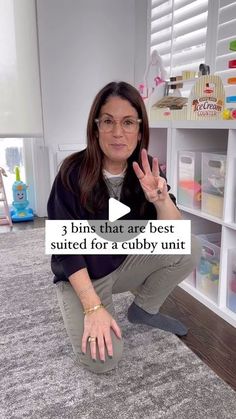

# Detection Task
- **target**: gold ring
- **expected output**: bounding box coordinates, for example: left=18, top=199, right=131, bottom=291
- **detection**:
left=88, top=336, right=97, bottom=343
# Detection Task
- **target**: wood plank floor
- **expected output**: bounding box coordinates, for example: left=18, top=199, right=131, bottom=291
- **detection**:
left=161, top=287, right=236, bottom=391
left=1, top=217, right=236, bottom=392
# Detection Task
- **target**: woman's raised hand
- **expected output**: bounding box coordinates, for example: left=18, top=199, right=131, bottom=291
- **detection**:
left=81, top=307, right=122, bottom=362
left=133, top=148, right=168, bottom=203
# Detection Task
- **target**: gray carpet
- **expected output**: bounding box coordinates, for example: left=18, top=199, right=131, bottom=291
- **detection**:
left=0, top=228, right=235, bottom=419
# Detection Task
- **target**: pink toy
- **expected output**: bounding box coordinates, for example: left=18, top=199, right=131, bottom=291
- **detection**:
left=179, top=180, right=201, bottom=201
left=231, top=109, right=236, bottom=119
left=138, top=83, right=148, bottom=99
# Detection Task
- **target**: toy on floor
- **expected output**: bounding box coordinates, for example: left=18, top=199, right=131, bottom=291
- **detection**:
left=10, top=166, right=34, bottom=222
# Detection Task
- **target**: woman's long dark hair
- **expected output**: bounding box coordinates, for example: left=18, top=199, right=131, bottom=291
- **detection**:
left=60, top=81, right=149, bottom=214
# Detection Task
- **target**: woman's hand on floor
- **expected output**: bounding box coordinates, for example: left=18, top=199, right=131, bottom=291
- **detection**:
left=81, top=307, right=122, bottom=362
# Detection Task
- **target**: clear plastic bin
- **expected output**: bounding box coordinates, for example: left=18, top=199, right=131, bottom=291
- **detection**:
left=196, top=233, right=221, bottom=303
left=227, top=249, right=236, bottom=313
left=185, top=270, right=196, bottom=287
left=201, top=153, right=226, bottom=218
left=177, top=151, right=201, bottom=209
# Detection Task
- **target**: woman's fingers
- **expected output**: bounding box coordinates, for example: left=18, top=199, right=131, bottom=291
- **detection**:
left=111, top=318, right=122, bottom=339
left=83, top=332, right=106, bottom=362
left=89, top=338, right=97, bottom=361
left=141, top=148, right=152, bottom=174
left=97, top=335, right=106, bottom=362
left=103, top=331, right=114, bottom=359
left=132, top=149, right=151, bottom=179
left=132, top=161, right=144, bottom=180
left=82, top=312, right=122, bottom=362
left=152, top=157, right=160, bottom=178
left=81, top=330, right=89, bottom=355
left=133, top=150, right=160, bottom=181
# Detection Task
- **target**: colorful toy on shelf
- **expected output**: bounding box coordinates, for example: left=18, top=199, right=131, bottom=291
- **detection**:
left=150, top=75, right=225, bottom=121
left=222, top=108, right=236, bottom=119
left=10, top=166, right=34, bottom=222
left=199, top=250, right=220, bottom=283
left=196, top=233, right=221, bottom=303
left=232, top=109, right=236, bottom=119
left=227, top=77, right=236, bottom=84
left=222, top=40, right=236, bottom=121
left=227, top=251, right=236, bottom=313
left=138, top=83, right=147, bottom=99
left=228, top=59, right=236, bottom=68
left=177, top=151, right=202, bottom=209
left=197, top=254, right=219, bottom=298
left=211, top=261, right=220, bottom=281
left=199, top=255, right=211, bottom=276
left=222, top=109, right=231, bottom=119
left=229, top=40, right=236, bottom=51
left=178, top=180, right=201, bottom=205
left=226, top=96, right=236, bottom=104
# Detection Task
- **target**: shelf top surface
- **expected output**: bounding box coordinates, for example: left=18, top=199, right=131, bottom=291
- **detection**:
left=149, top=120, right=236, bottom=130
left=179, top=205, right=236, bottom=230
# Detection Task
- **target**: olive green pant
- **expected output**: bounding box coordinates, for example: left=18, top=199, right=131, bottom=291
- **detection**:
left=56, top=235, right=201, bottom=374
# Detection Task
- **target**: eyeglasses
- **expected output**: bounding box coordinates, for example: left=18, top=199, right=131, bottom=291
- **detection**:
left=95, top=116, right=142, bottom=134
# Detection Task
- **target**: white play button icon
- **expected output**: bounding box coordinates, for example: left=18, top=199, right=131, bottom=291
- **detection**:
left=108, top=198, right=131, bottom=222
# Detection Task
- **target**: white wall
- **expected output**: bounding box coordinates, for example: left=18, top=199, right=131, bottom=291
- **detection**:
left=0, top=0, right=43, bottom=136
left=134, top=0, right=148, bottom=88
left=35, top=0, right=148, bottom=215
left=37, top=0, right=148, bottom=146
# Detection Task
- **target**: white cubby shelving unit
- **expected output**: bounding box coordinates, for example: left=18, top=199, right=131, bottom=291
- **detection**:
left=149, top=120, right=236, bottom=328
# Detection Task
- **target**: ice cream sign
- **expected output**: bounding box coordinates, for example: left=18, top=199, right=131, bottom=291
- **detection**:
left=192, top=94, right=223, bottom=117
left=189, top=75, right=225, bottom=120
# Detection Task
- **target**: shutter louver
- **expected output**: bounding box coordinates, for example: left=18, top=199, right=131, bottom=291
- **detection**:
left=150, top=0, right=208, bottom=78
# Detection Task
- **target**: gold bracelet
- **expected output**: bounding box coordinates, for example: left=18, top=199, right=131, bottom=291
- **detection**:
left=83, top=303, right=104, bottom=315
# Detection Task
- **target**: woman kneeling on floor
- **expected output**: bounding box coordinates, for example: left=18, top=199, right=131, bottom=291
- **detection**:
left=47, top=81, right=201, bottom=373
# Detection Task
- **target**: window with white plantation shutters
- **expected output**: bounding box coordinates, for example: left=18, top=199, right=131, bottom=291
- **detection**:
left=215, top=0, right=236, bottom=98
left=150, top=0, right=209, bottom=78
